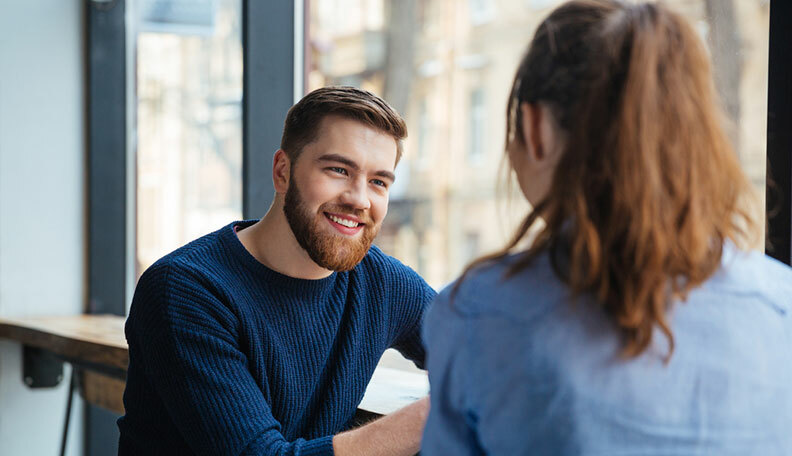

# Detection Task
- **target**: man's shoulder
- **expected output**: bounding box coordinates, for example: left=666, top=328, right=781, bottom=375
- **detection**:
left=360, top=244, right=399, bottom=266
left=143, top=223, right=235, bottom=279
left=354, top=245, right=436, bottom=300
left=132, top=223, right=244, bottom=311
left=130, top=225, right=244, bottom=329
left=358, top=245, right=420, bottom=281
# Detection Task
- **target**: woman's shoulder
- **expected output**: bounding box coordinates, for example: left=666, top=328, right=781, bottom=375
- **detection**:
left=432, top=250, right=568, bottom=322
left=709, top=243, right=792, bottom=314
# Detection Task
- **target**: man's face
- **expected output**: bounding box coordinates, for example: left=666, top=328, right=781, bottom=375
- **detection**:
left=283, top=115, right=397, bottom=271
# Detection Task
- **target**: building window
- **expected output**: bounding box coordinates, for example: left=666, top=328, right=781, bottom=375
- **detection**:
left=463, top=232, right=481, bottom=266
left=417, top=98, right=431, bottom=165
left=469, top=87, right=485, bottom=163
left=469, top=0, right=496, bottom=25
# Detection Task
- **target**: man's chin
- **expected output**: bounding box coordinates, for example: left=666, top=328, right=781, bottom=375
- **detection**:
left=310, top=239, right=373, bottom=272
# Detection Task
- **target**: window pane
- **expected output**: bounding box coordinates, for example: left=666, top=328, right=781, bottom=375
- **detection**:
left=699, top=0, right=769, bottom=245
left=136, top=0, right=243, bottom=277
left=469, top=87, right=485, bottom=162
left=308, top=0, right=769, bottom=291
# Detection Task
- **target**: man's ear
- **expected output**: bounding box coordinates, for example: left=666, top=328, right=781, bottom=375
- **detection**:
left=272, top=149, right=291, bottom=194
left=519, top=102, right=545, bottom=162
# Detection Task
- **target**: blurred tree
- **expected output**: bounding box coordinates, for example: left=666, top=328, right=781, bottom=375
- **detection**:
left=705, top=0, right=742, bottom=152
left=383, top=0, right=417, bottom=115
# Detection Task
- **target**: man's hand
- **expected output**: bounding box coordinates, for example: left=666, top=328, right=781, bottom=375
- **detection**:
left=332, top=396, right=430, bottom=456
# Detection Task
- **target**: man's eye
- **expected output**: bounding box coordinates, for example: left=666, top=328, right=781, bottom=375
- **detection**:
left=371, top=179, right=387, bottom=188
left=328, top=167, right=348, bottom=175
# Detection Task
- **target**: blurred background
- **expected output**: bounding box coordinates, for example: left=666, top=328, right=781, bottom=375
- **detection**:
left=136, top=0, right=770, bottom=289
left=0, top=0, right=786, bottom=455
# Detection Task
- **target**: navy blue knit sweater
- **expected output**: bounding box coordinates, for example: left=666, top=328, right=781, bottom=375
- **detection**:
left=117, top=220, right=436, bottom=455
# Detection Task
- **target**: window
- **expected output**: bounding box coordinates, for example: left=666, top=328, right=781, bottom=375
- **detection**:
left=417, top=98, right=431, bottom=166
left=697, top=0, right=769, bottom=246
left=463, top=232, right=481, bottom=265
left=136, top=0, right=243, bottom=276
left=469, top=0, right=496, bottom=25
left=468, top=87, right=485, bottom=162
left=309, top=0, right=770, bottom=290
left=527, top=0, right=563, bottom=10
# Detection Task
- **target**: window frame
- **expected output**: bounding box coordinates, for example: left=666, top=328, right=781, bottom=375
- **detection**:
left=85, top=0, right=302, bottom=452
left=86, top=0, right=130, bottom=453
left=765, top=0, right=792, bottom=265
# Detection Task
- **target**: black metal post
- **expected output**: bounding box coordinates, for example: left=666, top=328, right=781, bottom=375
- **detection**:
left=766, top=0, right=792, bottom=264
left=86, top=0, right=128, bottom=454
left=242, top=0, right=298, bottom=219
left=60, top=368, right=77, bottom=456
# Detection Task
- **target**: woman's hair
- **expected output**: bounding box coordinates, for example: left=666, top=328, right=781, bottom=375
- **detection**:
left=460, top=0, right=758, bottom=360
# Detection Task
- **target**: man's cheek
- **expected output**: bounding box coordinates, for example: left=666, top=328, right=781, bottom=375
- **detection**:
left=375, top=201, right=388, bottom=223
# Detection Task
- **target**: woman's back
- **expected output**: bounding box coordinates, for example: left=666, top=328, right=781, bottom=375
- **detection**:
left=423, top=246, right=792, bottom=455
left=421, top=1, right=791, bottom=453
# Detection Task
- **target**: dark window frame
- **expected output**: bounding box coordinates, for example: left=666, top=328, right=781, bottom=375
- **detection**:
left=85, top=0, right=298, bottom=452
left=766, top=0, right=792, bottom=265
left=242, top=0, right=300, bottom=219
left=86, top=0, right=128, bottom=454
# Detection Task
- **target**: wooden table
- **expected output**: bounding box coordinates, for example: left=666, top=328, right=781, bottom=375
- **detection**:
left=0, top=315, right=429, bottom=416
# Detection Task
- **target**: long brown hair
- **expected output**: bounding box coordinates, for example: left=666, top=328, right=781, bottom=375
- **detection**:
left=460, top=0, right=758, bottom=360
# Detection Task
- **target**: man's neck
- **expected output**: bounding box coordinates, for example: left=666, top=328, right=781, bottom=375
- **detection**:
left=237, top=204, right=334, bottom=280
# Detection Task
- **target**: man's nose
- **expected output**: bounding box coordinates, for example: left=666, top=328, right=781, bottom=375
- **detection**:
left=340, top=178, right=371, bottom=211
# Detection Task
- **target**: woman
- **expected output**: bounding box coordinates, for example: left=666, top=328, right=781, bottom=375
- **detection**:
left=421, top=1, right=792, bottom=455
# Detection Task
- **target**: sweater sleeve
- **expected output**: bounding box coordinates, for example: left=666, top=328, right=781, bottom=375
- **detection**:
left=127, top=262, right=335, bottom=456
left=389, top=265, right=437, bottom=370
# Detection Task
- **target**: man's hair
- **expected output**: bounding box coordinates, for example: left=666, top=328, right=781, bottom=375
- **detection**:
left=280, top=86, right=407, bottom=165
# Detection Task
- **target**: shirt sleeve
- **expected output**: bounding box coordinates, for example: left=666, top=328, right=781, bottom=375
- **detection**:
left=420, top=289, right=485, bottom=456
left=127, top=263, right=335, bottom=456
left=390, top=270, right=437, bottom=370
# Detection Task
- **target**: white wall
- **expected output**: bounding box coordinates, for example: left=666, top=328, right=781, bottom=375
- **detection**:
left=0, top=1, right=86, bottom=455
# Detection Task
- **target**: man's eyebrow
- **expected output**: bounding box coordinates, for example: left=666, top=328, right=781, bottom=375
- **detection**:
left=374, top=170, right=396, bottom=183
left=317, top=153, right=396, bottom=183
left=317, top=153, right=359, bottom=171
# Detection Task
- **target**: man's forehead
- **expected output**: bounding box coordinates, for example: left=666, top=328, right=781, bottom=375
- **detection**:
left=307, top=115, right=398, bottom=170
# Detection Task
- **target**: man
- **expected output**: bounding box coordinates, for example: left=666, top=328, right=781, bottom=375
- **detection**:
left=118, top=87, right=436, bottom=455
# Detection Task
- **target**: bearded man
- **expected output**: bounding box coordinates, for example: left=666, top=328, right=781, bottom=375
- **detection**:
left=118, top=87, right=436, bottom=456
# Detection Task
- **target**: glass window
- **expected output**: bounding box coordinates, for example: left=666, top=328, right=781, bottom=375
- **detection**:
left=308, top=0, right=769, bottom=369
left=135, top=0, right=243, bottom=277
left=700, top=0, right=769, bottom=245
left=309, top=0, right=769, bottom=283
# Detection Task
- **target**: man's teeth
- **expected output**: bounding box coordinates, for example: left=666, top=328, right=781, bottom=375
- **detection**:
left=328, top=214, right=360, bottom=228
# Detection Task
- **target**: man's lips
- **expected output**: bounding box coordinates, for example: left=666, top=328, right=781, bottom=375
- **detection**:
left=324, top=211, right=364, bottom=225
left=324, top=212, right=365, bottom=235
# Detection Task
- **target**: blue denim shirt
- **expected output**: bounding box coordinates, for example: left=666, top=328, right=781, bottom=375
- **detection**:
left=422, top=245, right=792, bottom=455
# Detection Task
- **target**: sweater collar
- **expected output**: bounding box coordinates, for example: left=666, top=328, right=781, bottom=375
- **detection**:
left=220, top=220, right=341, bottom=298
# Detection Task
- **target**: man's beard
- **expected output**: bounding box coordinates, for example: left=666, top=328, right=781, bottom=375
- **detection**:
left=283, top=179, right=379, bottom=272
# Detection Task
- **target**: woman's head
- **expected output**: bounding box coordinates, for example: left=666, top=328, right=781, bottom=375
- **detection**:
left=482, top=0, right=757, bottom=359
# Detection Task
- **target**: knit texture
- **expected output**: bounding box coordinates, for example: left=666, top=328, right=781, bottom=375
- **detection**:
left=117, top=220, right=435, bottom=455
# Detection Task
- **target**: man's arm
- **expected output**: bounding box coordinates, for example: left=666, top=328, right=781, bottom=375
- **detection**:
left=332, top=397, right=430, bottom=456
left=127, top=263, right=335, bottom=456
left=390, top=271, right=438, bottom=369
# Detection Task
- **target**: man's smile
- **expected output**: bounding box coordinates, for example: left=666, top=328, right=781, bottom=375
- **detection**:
left=324, top=211, right=365, bottom=235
